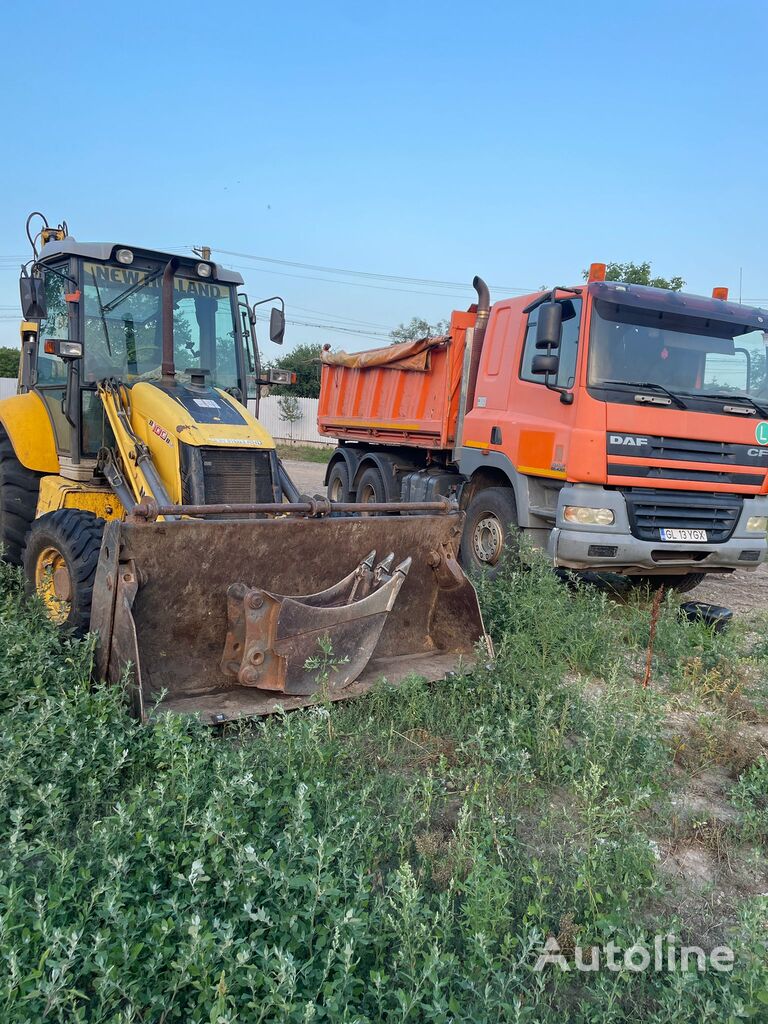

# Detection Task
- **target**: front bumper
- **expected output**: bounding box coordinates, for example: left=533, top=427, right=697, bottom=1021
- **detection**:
left=547, top=484, right=768, bottom=574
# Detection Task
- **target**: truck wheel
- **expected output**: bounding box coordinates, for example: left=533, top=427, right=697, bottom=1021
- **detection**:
left=460, top=486, right=518, bottom=577
left=327, top=461, right=350, bottom=503
left=356, top=466, right=387, bottom=513
left=0, top=430, right=41, bottom=566
left=629, top=572, right=707, bottom=595
left=23, top=509, right=105, bottom=635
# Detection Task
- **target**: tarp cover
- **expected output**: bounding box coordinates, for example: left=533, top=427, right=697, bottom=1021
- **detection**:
left=321, top=335, right=449, bottom=372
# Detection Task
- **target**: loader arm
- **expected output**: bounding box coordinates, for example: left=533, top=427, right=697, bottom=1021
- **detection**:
left=97, top=380, right=176, bottom=516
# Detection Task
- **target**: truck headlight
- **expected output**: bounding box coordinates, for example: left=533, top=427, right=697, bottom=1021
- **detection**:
left=196, top=261, right=213, bottom=278
left=746, top=515, right=768, bottom=532
left=563, top=506, right=615, bottom=526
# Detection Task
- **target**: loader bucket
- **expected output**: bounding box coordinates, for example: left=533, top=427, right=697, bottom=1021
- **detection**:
left=90, top=511, right=489, bottom=721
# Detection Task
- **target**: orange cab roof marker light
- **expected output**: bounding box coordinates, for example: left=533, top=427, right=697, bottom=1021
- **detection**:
left=712, top=286, right=729, bottom=300
left=588, top=262, right=606, bottom=283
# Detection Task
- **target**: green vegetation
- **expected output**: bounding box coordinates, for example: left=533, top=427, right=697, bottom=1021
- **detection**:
left=0, top=554, right=766, bottom=1022
left=276, top=443, right=332, bottom=464
left=266, top=342, right=324, bottom=398
left=390, top=317, right=450, bottom=345
left=0, top=346, right=20, bottom=378
left=581, top=261, right=685, bottom=291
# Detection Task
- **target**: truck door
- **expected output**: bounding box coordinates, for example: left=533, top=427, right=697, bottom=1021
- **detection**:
left=513, top=297, right=582, bottom=479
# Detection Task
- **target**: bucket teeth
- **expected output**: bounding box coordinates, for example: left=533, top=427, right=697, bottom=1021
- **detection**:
left=374, top=553, right=395, bottom=584
left=394, top=556, right=412, bottom=577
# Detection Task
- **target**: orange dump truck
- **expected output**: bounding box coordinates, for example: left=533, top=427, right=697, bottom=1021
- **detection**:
left=318, top=271, right=768, bottom=589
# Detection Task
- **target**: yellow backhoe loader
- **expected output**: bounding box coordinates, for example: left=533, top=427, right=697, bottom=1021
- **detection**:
left=0, top=213, right=487, bottom=721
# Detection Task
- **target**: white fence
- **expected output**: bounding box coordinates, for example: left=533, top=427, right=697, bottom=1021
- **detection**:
left=0, top=380, right=332, bottom=447
left=249, top=396, right=332, bottom=446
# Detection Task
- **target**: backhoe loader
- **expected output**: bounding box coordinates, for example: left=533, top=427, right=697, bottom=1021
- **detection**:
left=0, top=213, right=487, bottom=721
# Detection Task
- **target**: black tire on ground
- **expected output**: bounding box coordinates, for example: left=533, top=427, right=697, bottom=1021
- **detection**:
left=23, top=509, right=105, bottom=635
left=355, top=466, right=387, bottom=513
left=0, top=429, right=41, bottom=566
left=460, top=486, right=519, bottom=578
left=327, top=460, right=351, bottom=503
left=628, top=572, right=707, bottom=595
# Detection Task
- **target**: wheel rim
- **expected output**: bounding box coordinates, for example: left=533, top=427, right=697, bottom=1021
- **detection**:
left=472, top=515, right=504, bottom=565
left=329, top=476, right=344, bottom=502
left=357, top=482, right=379, bottom=517
left=34, top=545, right=72, bottom=624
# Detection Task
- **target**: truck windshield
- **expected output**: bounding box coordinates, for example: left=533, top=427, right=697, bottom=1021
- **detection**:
left=589, top=299, right=768, bottom=401
left=82, top=261, right=239, bottom=389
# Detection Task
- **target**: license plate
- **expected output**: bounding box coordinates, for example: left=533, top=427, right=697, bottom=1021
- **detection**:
left=660, top=528, right=708, bottom=542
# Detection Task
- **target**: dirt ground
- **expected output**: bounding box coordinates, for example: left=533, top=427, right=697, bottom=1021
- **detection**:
left=282, top=459, right=768, bottom=618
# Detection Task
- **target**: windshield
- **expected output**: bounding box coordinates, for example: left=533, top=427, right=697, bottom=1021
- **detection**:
left=82, top=261, right=239, bottom=389
left=589, top=298, right=768, bottom=401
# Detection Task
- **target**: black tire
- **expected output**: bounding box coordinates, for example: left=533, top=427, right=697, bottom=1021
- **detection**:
left=0, top=429, right=41, bottom=566
left=355, top=466, right=387, bottom=514
left=460, top=486, right=519, bottom=577
left=327, top=460, right=351, bottom=503
left=23, top=509, right=105, bottom=635
left=628, top=572, right=707, bottom=595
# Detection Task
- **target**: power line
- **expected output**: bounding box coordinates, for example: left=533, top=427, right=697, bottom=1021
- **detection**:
left=204, top=246, right=535, bottom=294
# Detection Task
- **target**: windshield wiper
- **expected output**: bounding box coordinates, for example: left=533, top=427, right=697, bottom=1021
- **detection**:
left=687, top=391, right=768, bottom=418
left=89, top=268, right=112, bottom=358
left=600, top=380, right=687, bottom=409
left=103, top=266, right=164, bottom=314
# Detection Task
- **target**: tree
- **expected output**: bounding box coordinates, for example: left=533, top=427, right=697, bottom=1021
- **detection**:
left=277, top=395, right=303, bottom=440
left=266, top=342, right=323, bottom=398
left=389, top=317, right=450, bottom=345
left=582, top=261, right=685, bottom=291
left=0, top=347, right=20, bottom=378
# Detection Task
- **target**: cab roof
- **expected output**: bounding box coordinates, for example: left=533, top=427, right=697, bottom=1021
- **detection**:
left=37, top=235, right=244, bottom=286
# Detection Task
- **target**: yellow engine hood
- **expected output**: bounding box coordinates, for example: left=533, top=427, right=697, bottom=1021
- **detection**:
left=130, top=381, right=275, bottom=450
left=127, top=382, right=275, bottom=504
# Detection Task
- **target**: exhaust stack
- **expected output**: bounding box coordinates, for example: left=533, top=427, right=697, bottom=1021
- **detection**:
left=466, top=276, right=490, bottom=410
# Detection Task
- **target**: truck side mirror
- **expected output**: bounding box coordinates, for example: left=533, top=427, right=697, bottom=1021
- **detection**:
left=20, top=275, right=47, bottom=320
left=269, top=306, right=285, bottom=345
left=535, top=301, right=562, bottom=349
left=531, top=353, right=560, bottom=376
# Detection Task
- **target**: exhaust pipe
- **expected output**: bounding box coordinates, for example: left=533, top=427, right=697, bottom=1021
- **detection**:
left=465, top=276, right=490, bottom=411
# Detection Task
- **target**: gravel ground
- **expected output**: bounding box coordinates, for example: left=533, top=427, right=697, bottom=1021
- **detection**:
left=281, top=459, right=768, bottom=617
left=688, top=563, right=768, bottom=617
left=281, top=460, right=326, bottom=496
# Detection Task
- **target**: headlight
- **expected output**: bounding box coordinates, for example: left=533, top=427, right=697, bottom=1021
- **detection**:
left=746, top=515, right=768, bottom=532
left=196, top=262, right=213, bottom=278
left=563, top=506, right=615, bottom=526
left=115, top=248, right=134, bottom=265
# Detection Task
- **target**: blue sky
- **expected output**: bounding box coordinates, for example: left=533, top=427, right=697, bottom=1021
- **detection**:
left=1, top=0, right=766, bottom=353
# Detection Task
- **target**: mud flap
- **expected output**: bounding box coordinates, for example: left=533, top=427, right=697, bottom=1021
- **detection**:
left=90, top=512, right=489, bottom=721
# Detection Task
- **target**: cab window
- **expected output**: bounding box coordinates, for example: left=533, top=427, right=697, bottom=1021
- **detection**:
left=37, top=267, right=69, bottom=384
left=520, top=298, right=582, bottom=388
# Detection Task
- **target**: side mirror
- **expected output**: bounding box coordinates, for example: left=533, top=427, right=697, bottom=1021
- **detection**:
left=531, top=353, right=559, bottom=376
left=269, top=306, right=285, bottom=345
left=20, top=275, right=47, bottom=320
left=535, top=301, right=563, bottom=349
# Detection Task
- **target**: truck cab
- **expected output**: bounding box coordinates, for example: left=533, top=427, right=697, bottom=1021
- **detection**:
left=459, top=276, right=768, bottom=585
left=319, top=271, right=768, bottom=589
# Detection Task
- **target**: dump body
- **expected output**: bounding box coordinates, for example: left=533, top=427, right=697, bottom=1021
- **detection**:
left=318, top=311, right=475, bottom=449
left=319, top=279, right=768, bottom=579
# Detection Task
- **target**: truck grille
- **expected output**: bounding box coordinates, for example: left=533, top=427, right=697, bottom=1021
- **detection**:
left=199, top=447, right=275, bottom=505
left=624, top=489, right=743, bottom=543
left=606, top=432, right=768, bottom=470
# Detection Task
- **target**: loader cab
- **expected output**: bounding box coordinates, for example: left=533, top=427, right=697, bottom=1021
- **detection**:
left=21, top=240, right=265, bottom=464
